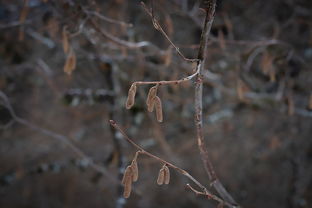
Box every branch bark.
[195,1,238,206]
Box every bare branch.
[194,1,238,206]
[133,64,200,86]
[141,2,199,63]
[0,91,116,183]
[109,120,232,206]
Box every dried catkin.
[146,85,158,109]
[126,83,137,109]
[131,159,138,182]
[122,166,133,185]
[157,167,165,185]
[123,174,132,198]
[164,165,170,185]
[62,26,69,54]
[63,48,76,75]
[122,166,133,198]
[155,96,163,122]
[147,97,156,112]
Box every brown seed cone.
[126,83,137,109]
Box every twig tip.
[109,120,116,125]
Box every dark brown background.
[0,0,311,208]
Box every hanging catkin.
[126,83,137,109]
[154,96,163,122]
[146,85,158,111]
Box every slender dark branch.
[141,2,199,63]
[194,1,238,206]
[109,120,231,206]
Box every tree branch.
[194,0,238,206]
[109,120,232,206]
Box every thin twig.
[109,120,230,206]
[89,18,151,49]
[141,2,199,63]
[133,65,200,86]
[194,1,238,206]
[85,10,133,28]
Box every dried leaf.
[62,26,69,54]
[131,159,138,182]
[63,48,76,75]
[155,96,163,122]
[157,167,165,185]
[126,83,137,109]
[164,165,170,185]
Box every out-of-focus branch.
[141,2,199,63]
[0,91,116,183]
[84,10,133,28]
[89,18,151,49]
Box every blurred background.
[0,0,312,207]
